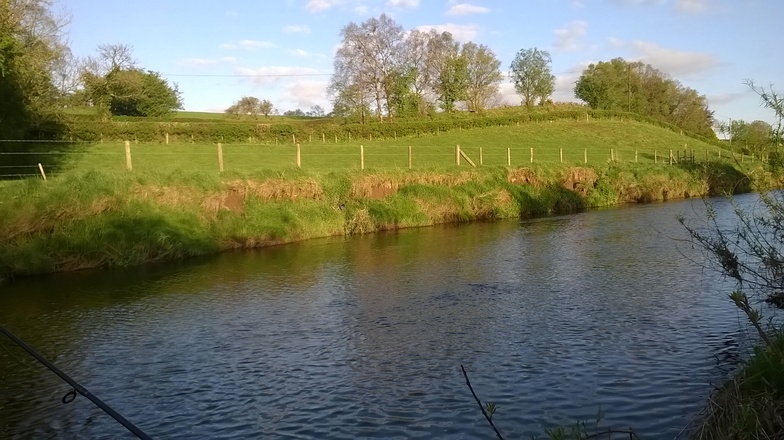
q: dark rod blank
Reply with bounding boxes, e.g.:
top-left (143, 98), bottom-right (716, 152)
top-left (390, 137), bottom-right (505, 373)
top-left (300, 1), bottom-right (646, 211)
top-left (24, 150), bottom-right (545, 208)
top-left (0, 326), bottom-right (153, 440)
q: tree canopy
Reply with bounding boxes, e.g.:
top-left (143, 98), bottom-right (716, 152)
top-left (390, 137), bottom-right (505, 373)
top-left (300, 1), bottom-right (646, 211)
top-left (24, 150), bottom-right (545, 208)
top-left (79, 44), bottom-right (182, 118)
top-left (225, 96), bottom-right (274, 118)
top-left (574, 58), bottom-right (715, 138)
top-left (509, 48), bottom-right (555, 107)
top-left (0, 0), bottom-right (69, 138)
top-left (329, 14), bottom-right (503, 120)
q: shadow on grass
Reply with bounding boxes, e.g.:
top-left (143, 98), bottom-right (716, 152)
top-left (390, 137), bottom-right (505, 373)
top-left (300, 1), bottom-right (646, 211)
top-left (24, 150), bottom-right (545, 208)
top-left (0, 141), bottom-right (86, 181)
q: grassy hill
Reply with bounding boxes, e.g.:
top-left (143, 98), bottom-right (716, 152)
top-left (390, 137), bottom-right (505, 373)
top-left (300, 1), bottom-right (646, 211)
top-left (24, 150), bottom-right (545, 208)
top-left (25, 119), bottom-right (732, 178)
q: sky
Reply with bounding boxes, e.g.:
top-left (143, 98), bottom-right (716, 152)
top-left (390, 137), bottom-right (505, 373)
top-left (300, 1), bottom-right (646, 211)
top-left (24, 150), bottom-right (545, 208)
top-left (60, 0), bottom-right (783, 126)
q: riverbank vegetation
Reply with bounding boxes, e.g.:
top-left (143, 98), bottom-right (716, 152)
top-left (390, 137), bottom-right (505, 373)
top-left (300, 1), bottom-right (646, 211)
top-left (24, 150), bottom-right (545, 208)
top-left (681, 83), bottom-right (784, 439)
top-left (0, 155), bottom-right (774, 283)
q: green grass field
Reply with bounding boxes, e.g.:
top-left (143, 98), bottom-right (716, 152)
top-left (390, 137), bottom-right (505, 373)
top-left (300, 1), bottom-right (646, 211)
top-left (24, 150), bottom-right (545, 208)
top-left (11, 119), bottom-right (740, 179)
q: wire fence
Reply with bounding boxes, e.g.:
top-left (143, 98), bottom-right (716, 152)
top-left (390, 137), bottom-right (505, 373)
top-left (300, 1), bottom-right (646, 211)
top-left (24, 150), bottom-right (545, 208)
top-left (0, 139), bottom-right (757, 180)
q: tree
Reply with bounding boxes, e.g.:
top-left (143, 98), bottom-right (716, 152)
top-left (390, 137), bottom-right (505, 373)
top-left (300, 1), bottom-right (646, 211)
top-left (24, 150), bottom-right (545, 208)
top-left (225, 97), bottom-right (274, 118)
top-left (81, 44), bottom-right (182, 117)
top-left (437, 53), bottom-right (468, 112)
top-left (574, 58), bottom-right (715, 138)
top-left (329, 14), bottom-right (404, 121)
top-left (307, 105), bottom-right (325, 117)
top-left (462, 42), bottom-right (503, 112)
top-left (729, 120), bottom-right (773, 156)
top-left (0, 0), bottom-right (70, 138)
top-left (509, 48), bottom-right (555, 107)
top-left (746, 80), bottom-right (783, 147)
top-left (259, 99), bottom-right (274, 118)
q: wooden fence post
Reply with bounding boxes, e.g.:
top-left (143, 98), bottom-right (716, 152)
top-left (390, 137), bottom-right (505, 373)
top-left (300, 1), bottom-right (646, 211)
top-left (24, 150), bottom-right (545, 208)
top-left (408, 146), bottom-right (412, 169)
top-left (125, 141), bottom-right (132, 171)
top-left (218, 143), bottom-right (224, 172)
top-left (584, 148), bottom-right (587, 164)
top-left (480, 147), bottom-right (483, 166)
top-left (292, 134), bottom-right (296, 144)
top-left (669, 149), bottom-right (673, 166)
top-left (635, 150), bottom-right (638, 163)
top-left (507, 148), bottom-right (511, 166)
top-left (38, 163), bottom-right (46, 181)
top-left (611, 149), bottom-right (615, 162)
top-left (166, 133), bottom-right (169, 145)
top-left (296, 143), bottom-right (301, 168)
top-left (530, 147), bottom-right (533, 164)
top-left (100, 133), bottom-right (103, 144)
top-left (322, 133), bottom-right (325, 144)
top-left (655, 150), bottom-right (658, 163)
top-left (456, 145), bottom-right (461, 166)
top-left (560, 148), bottom-right (563, 163)
top-left (360, 145), bottom-right (365, 170)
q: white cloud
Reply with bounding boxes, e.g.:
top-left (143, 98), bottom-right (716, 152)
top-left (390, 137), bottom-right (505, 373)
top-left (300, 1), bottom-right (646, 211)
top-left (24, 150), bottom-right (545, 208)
top-left (497, 81), bottom-right (518, 106)
top-left (629, 40), bottom-right (719, 76)
top-left (283, 24), bottom-right (311, 34)
top-left (676, 0), bottom-right (708, 13)
top-left (446, 3), bottom-right (490, 16)
top-left (387, 0), bottom-right (419, 9)
top-left (607, 37), bottom-right (624, 48)
top-left (415, 23), bottom-right (479, 42)
top-left (289, 49), bottom-right (310, 57)
top-left (237, 66), bottom-right (322, 85)
top-left (611, 0), bottom-right (664, 6)
top-left (220, 40), bottom-right (275, 51)
top-left (180, 58), bottom-right (218, 67)
top-left (552, 65), bottom-right (588, 102)
top-left (554, 21), bottom-right (588, 52)
top-left (306, 0), bottom-right (340, 13)
top-left (707, 92), bottom-right (745, 106)
top-left (239, 40), bottom-right (275, 50)
top-left (282, 80), bottom-right (330, 109)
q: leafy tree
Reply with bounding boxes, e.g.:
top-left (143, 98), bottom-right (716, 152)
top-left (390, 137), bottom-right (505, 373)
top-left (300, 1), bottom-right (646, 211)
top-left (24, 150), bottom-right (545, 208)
top-left (385, 67), bottom-right (420, 117)
top-left (437, 54), bottom-right (468, 112)
top-left (307, 105), bottom-right (325, 117)
top-left (509, 48), bottom-right (555, 107)
top-left (729, 120), bottom-right (773, 156)
top-left (80, 44), bottom-right (181, 118)
top-left (330, 14), bottom-right (404, 121)
top-left (746, 80), bottom-right (783, 147)
top-left (0, 0), bottom-right (69, 138)
top-left (462, 42), bottom-right (503, 112)
top-left (259, 99), bottom-right (274, 118)
top-left (283, 108), bottom-right (306, 117)
top-left (225, 96), bottom-right (270, 118)
top-left (574, 58), bottom-right (715, 138)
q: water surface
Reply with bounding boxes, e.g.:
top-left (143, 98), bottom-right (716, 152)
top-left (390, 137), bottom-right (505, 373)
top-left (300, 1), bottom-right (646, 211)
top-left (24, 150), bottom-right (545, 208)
top-left (0, 196), bottom-right (758, 438)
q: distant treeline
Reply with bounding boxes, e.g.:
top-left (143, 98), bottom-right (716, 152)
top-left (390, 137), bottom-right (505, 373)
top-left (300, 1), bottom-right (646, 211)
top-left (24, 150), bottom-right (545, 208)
top-left (60, 109), bottom-right (720, 146)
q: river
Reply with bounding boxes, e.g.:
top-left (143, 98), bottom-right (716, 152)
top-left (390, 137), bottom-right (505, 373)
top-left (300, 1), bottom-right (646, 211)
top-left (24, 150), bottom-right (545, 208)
top-left (0, 195), bottom-right (758, 439)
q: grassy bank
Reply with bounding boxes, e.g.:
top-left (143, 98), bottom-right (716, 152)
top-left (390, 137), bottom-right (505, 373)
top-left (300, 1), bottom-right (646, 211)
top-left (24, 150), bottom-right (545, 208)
top-left (0, 158), bottom-right (769, 283)
top-left (691, 335), bottom-right (784, 439)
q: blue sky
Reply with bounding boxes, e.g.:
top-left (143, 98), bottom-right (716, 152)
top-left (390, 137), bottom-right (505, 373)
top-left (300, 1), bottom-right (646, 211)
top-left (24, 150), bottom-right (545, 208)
top-left (61, 0), bottom-right (782, 126)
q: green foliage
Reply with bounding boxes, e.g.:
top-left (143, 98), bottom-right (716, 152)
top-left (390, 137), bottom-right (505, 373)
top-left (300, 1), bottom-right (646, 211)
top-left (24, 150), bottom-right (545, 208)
top-left (438, 54), bottom-right (469, 112)
top-left (83, 67), bottom-right (182, 117)
top-left (574, 58), bottom-right (715, 139)
top-left (462, 42), bottom-right (503, 112)
top-left (225, 96), bottom-right (273, 119)
top-left (0, 0), bottom-right (68, 139)
top-left (509, 48), bottom-right (555, 107)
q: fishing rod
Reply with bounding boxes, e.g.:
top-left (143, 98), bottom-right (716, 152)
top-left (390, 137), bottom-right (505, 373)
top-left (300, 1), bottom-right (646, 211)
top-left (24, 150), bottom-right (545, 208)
top-left (0, 326), bottom-right (153, 440)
